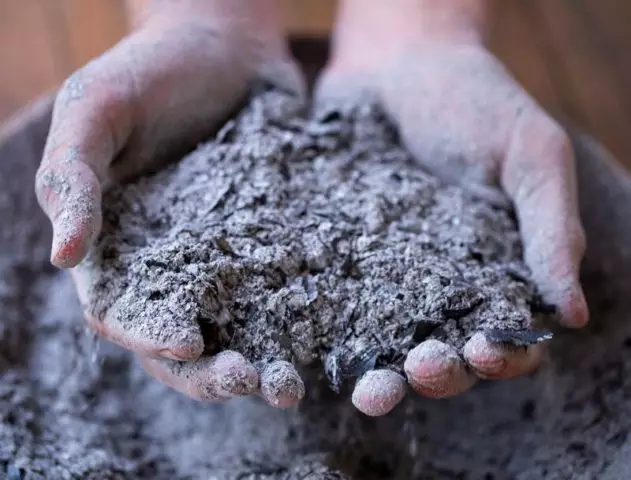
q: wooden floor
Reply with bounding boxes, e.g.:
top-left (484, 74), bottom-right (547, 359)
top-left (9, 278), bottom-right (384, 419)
top-left (1, 0), bottom-right (630, 164)
top-left (489, 0), bottom-right (631, 166)
top-left (0, 0), bottom-right (127, 120)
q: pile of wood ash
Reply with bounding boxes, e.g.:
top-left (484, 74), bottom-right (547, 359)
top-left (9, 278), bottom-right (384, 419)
top-left (79, 86), bottom-right (551, 388)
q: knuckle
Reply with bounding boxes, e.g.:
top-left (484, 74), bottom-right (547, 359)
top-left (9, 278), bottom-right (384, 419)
top-left (57, 61), bottom-right (133, 118)
top-left (57, 68), bottom-right (95, 108)
top-left (509, 118), bottom-right (576, 206)
top-left (533, 115), bottom-right (574, 167)
top-left (568, 220), bottom-right (587, 258)
top-left (35, 165), bottom-right (65, 196)
top-left (548, 127), bottom-right (574, 166)
top-left (34, 166), bottom-right (52, 198)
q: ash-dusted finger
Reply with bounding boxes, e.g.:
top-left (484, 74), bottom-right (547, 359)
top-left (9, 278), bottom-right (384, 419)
top-left (35, 59), bottom-right (135, 268)
top-left (351, 369), bottom-right (406, 417)
top-left (463, 332), bottom-right (545, 380)
top-left (83, 308), bottom-right (203, 362)
top-left (259, 361), bottom-right (305, 408)
top-left (139, 351), bottom-right (258, 402)
top-left (35, 161), bottom-right (102, 268)
top-left (502, 112), bottom-right (588, 328)
top-left (72, 264), bottom-right (205, 361)
top-left (102, 291), bottom-right (205, 361)
top-left (404, 340), bottom-right (476, 398)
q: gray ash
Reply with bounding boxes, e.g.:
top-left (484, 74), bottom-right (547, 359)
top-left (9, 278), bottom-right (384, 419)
top-left (78, 86), bottom-right (550, 388)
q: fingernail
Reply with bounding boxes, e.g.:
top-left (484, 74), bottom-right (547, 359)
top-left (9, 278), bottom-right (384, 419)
top-left (212, 351), bottom-right (258, 397)
top-left (352, 369), bottom-right (406, 417)
top-left (404, 340), bottom-right (459, 383)
top-left (50, 197), bottom-right (101, 269)
top-left (260, 361), bottom-right (305, 408)
top-left (463, 333), bottom-right (506, 374)
top-left (51, 225), bottom-right (86, 268)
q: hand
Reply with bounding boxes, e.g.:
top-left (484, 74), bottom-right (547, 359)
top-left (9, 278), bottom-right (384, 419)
top-left (35, 0), bottom-right (306, 407)
top-left (317, 0), bottom-right (588, 416)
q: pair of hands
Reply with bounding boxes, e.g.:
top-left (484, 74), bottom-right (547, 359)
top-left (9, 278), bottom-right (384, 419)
top-left (34, 1), bottom-right (587, 416)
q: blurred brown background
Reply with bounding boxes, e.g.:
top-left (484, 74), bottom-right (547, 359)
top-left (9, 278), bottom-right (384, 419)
top-left (1, 0), bottom-right (630, 163)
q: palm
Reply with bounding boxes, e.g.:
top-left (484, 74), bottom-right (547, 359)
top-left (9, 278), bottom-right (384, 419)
top-left (35, 20), bottom-right (306, 408)
top-left (317, 43), bottom-right (587, 415)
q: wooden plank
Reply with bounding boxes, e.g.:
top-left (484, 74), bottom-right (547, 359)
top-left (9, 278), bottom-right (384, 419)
top-left (0, 0), bottom-right (60, 121)
top-left (0, 0), bottom-right (630, 166)
top-left (280, 0), bottom-right (336, 37)
top-left (582, 0), bottom-right (631, 80)
top-left (38, 0), bottom-right (75, 78)
top-left (488, 0), bottom-right (562, 117)
top-left (578, 0), bottom-right (631, 120)
top-left (56, 0), bottom-right (128, 71)
top-left (535, 0), bottom-right (631, 163)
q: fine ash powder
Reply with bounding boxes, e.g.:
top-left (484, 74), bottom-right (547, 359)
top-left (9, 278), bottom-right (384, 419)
top-left (79, 87), bottom-right (549, 387)
top-left (5, 91), bottom-right (631, 480)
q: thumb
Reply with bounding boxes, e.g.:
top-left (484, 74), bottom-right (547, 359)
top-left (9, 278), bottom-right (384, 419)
top-left (313, 64), bottom-right (378, 109)
top-left (35, 57), bottom-right (134, 268)
top-left (502, 112), bottom-right (588, 328)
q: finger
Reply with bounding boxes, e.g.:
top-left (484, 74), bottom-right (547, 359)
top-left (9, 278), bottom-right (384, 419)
top-left (259, 361), bottom-right (305, 408)
top-left (35, 56), bottom-right (134, 268)
top-left (71, 268), bottom-right (204, 361)
top-left (502, 112), bottom-right (588, 328)
top-left (404, 340), bottom-right (477, 398)
top-left (139, 351), bottom-right (258, 402)
top-left (35, 160), bottom-right (102, 268)
top-left (84, 309), bottom-right (203, 362)
top-left (89, 294), bottom-right (204, 361)
top-left (351, 369), bottom-right (407, 417)
top-left (463, 332), bottom-right (545, 380)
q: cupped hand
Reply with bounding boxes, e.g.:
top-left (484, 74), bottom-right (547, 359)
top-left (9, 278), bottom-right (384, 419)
top-left (34, 2), bottom-right (306, 408)
top-left (317, 41), bottom-right (587, 416)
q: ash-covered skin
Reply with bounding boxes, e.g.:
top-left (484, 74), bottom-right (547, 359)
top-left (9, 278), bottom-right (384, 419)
top-left (78, 87), bottom-right (551, 391)
top-left (5, 90), bottom-right (631, 480)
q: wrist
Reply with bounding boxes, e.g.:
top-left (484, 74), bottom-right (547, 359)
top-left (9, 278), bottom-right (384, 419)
top-left (415, 0), bottom-right (489, 42)
top-left (125, 0), bottom-right (302, 96)
top-left (127, 0), bottom-right (278, 27)
top-left (125, 0), bottom-right (289, 60)
top-left (330, 0), bottom-right (489, 72)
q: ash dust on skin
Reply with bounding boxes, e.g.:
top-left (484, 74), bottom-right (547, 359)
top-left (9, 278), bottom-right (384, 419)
top-left (78, 86), bottom-right (550, 389)
top-left (3, 88), bottom-right (631, 479)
